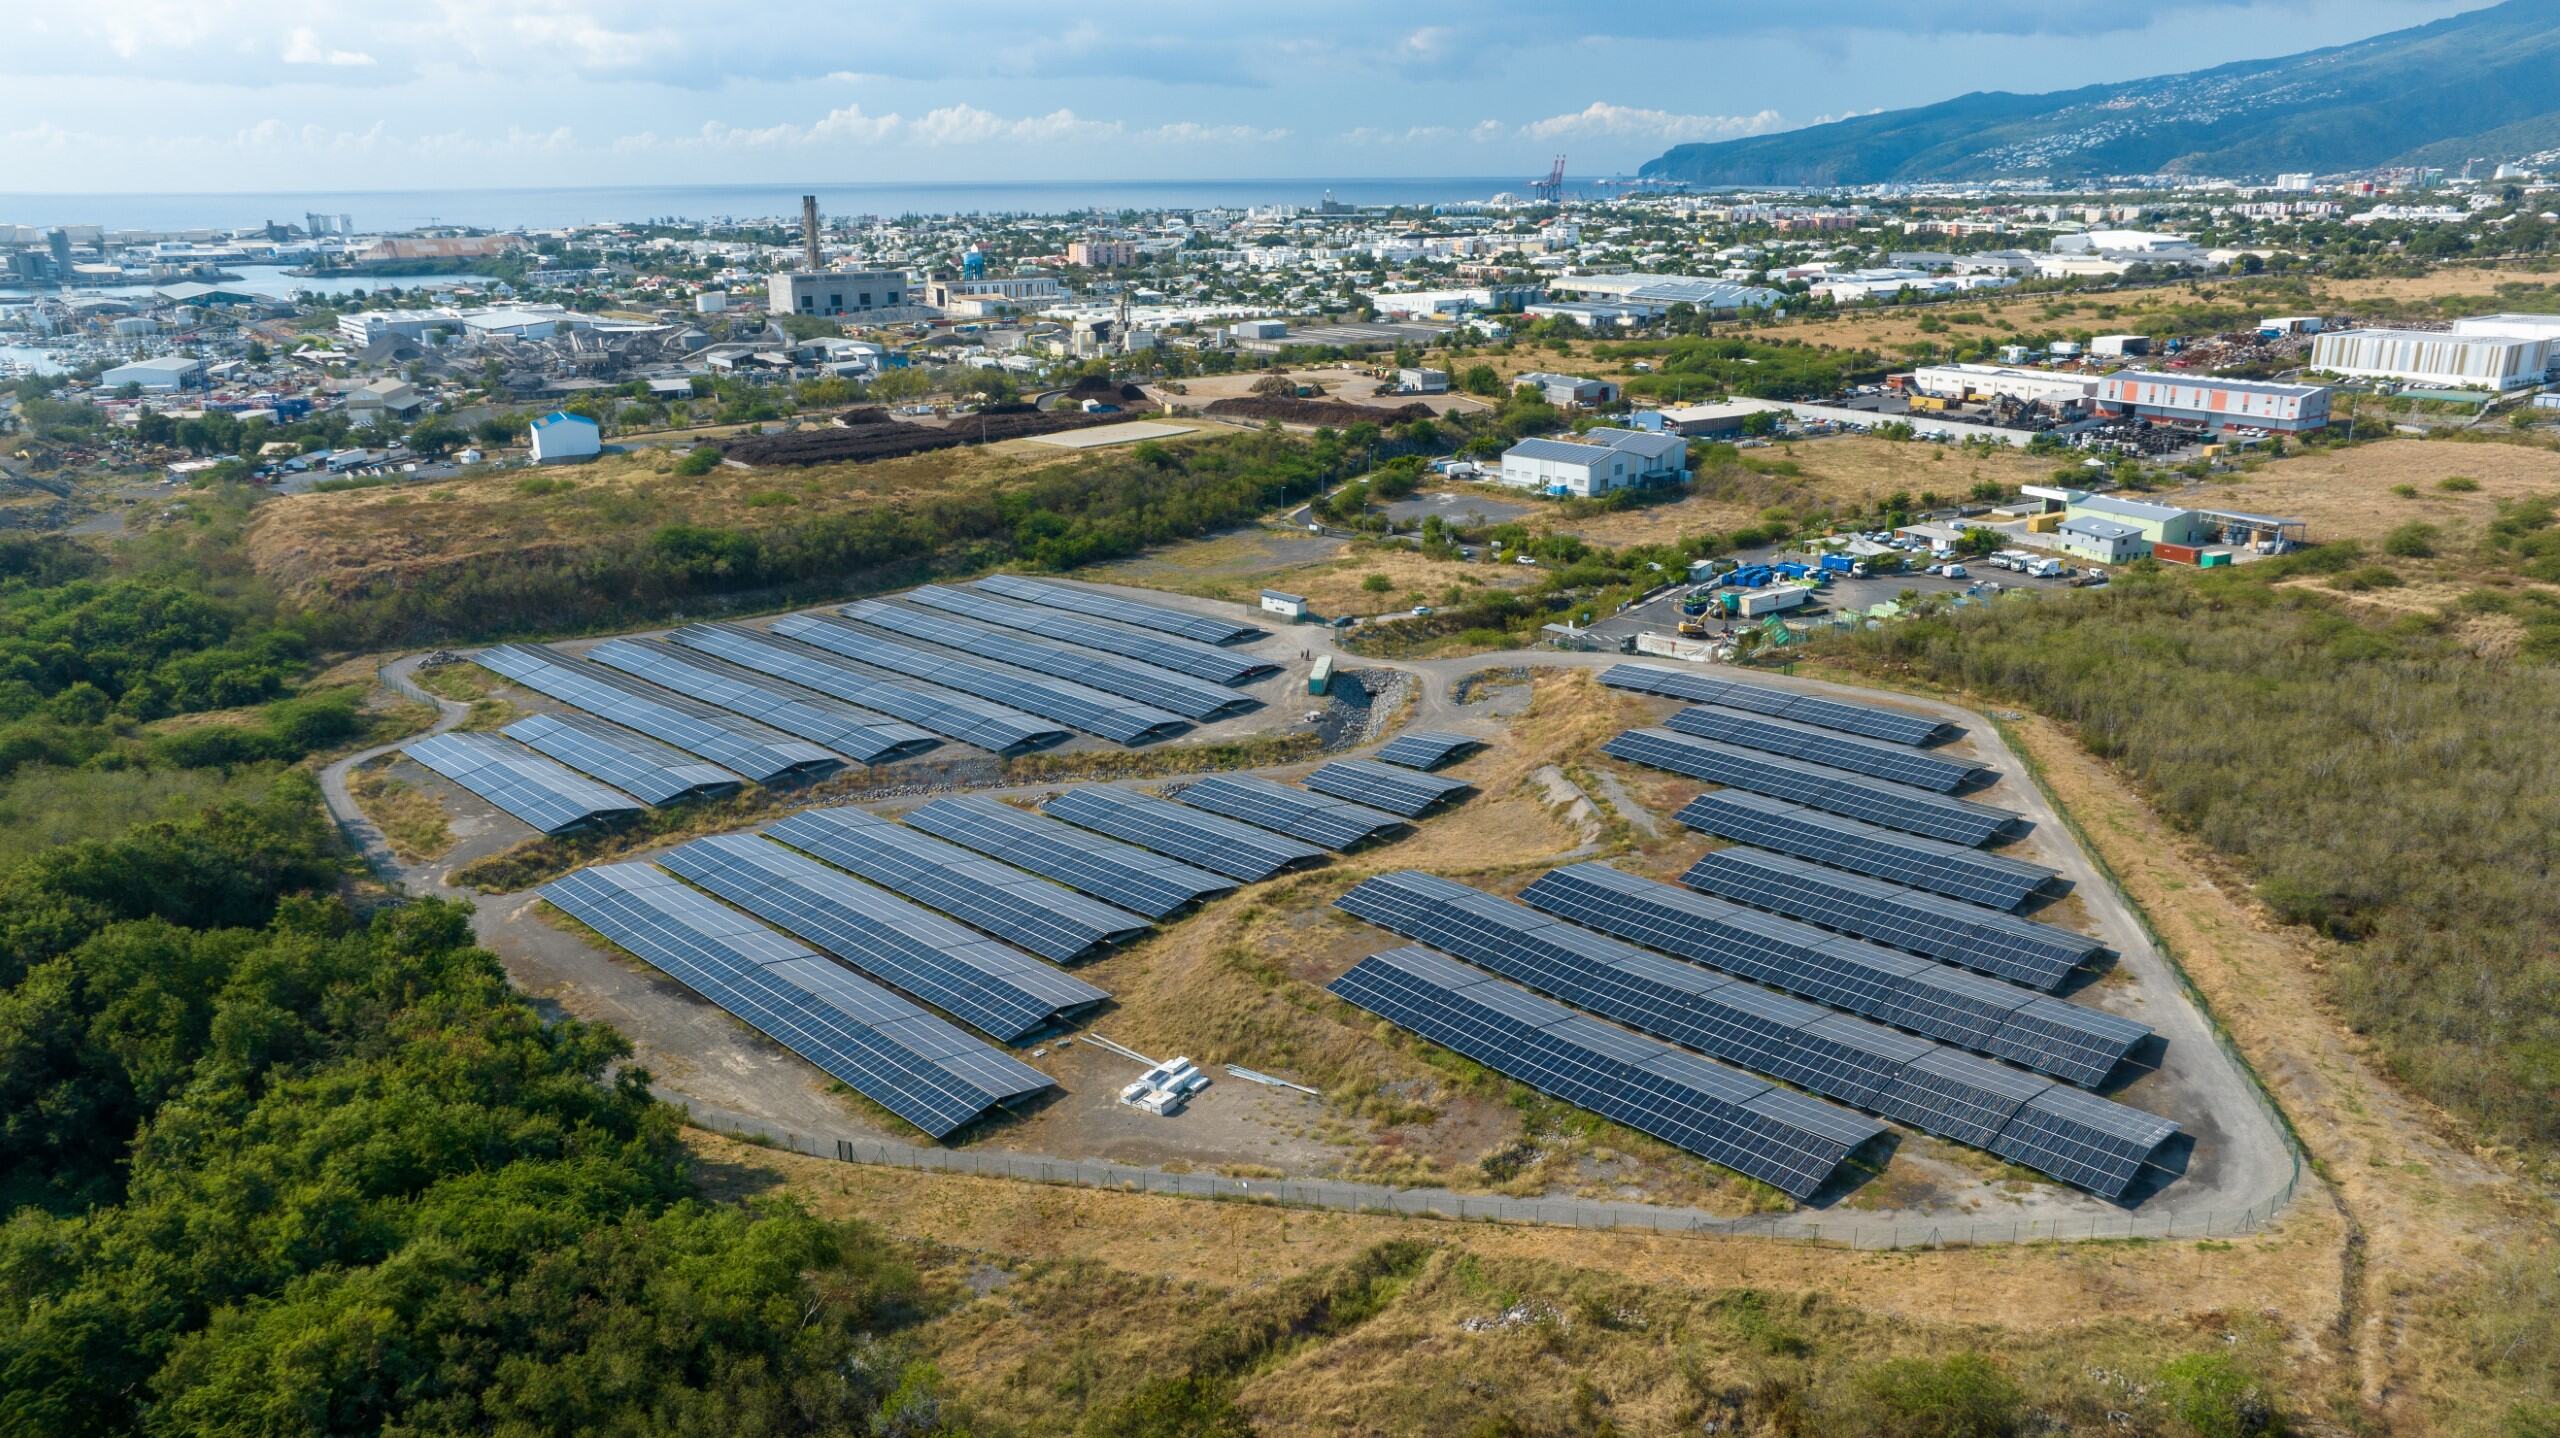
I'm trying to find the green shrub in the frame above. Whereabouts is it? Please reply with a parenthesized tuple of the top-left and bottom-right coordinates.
(2441, 475, 2482, 493)
(2156, 1352, 2280, 1438)
(1851, 1353, 2024, 1438)
(2383, 522, 2439, 558)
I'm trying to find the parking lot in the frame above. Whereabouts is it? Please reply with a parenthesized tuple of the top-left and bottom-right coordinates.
(1582, 539, 2092, 647)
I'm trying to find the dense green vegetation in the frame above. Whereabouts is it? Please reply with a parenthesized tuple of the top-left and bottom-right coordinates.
(0, 782, 953, 1436)
(1846, 559, 2560, 1159)
(316, 430, 1350, 645)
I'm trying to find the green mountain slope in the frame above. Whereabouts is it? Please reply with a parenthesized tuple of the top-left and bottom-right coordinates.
(1640, 0, 2560, 186)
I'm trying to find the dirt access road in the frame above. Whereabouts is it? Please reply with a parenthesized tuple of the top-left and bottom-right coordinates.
(323, 578, 2298, 1242)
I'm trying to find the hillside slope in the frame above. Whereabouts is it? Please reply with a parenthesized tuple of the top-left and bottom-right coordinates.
(1641, 0, 2560, 185)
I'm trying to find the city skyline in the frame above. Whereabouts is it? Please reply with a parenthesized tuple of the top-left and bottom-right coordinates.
(3, 0, 2494, 193)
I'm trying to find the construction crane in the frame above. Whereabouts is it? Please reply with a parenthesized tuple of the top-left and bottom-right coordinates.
(1531, 155, 1566, 203)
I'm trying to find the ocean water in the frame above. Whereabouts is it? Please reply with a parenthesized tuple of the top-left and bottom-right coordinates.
(0, 177, 1567, 232)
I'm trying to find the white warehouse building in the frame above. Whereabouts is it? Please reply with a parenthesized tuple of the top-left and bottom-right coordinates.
(1497, 428, 1688, 498)
(1909, 363, 2098, 408)
(2310, 327, 2552, 391)
(767, 268, 912, 317)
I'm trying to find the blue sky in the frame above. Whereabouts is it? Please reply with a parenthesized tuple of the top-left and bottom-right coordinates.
(0, 0, 2496, 193)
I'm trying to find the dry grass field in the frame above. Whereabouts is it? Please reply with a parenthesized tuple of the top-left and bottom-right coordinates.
(2164, 437, 2560, 545)
(1546, 435, 2063, 548)
(245, 439, 1091, 605)
(1089, 529, 1538, 617)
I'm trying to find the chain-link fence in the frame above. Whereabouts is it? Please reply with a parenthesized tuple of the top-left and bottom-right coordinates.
(678, 1098, 2301, 1251)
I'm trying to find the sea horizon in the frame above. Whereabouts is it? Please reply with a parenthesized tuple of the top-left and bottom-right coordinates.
(0, 176, 1604, 232)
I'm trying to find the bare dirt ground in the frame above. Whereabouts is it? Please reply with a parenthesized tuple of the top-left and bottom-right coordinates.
(1164, 365, 1488, 417)
(1086, 529, 1536, 618)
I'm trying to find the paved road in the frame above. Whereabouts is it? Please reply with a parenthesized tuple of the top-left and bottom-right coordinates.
(322, 586, 2301, 1242)
(318, 652, 470, 886)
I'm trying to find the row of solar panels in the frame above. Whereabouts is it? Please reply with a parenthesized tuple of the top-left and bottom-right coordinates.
(1331, 872, 2181, 1201)
(529, 732, 1487, 1132)
(1599, 663, 1953, 746)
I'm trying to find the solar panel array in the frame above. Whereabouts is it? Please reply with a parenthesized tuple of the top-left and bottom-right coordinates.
(1518, 862, 2151, 1086)
(1334, 872, 2177, 1197)
(1598, 663, 1949, 745)
(668, 622, 1070, 755)
(1045, 786, 1327, 882)
(905, 794, 1238, 919)
(586, 637, 942, 765)
(540, 864, 1054, 1137)
(768, 807, 1151, 965)
(476, 643, 845, 784)
(658, 834, 1108, 1042)
(839, 598, 1254, 722)
(975, 573, 1265, 646)
(772, 613, 1192, 746)
(1301, 759, 1473, 818)
(1675, 790, 2059, 911)
(1330, 946, 1887, 1199)
(1603, 728, 2016, 846)
(405, 732, 644, 834)
(1664, 705, 1987, 793)
(502, 711, 745, 806)
(1682, 848, 2103, 991)
(1373, 730, 1486, 771)
(904, 584, 1279, 685)
(1172, 774, 1409, 850)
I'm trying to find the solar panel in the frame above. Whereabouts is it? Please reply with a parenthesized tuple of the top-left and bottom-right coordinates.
(501, 711, 745, 806)
(539, 864, 1054, 1136)
(585, 637, 941, 765)
(974, 573, 1266, 645)
(904, 584, 1279, 686)
(1597, 663, 1950, 745)
(475, 643, 845, 784)
(1373, 730, 1486, 771)
(1873, 1048, 2049, 1148)
(767, 807, 1152, 965)
(1044, 786, 1326, 882)
(1603, 728, 2017, 846)
(1518, 862, 2149, 1086)
(657, 834, 1108, 1041)
(771, 613, 1193, 746)
(1992, 1084, 2185, 1200)
(1681, 848, 2103, 991)
(841, 598, 1257, 722)
(404, 732, 644, 834)
(1675, 790, 2058, 910)
(904, 794, 1236, 920)
(1328, 946, 1886, 1200)
(1300, 759, 1473, 818)
(667, 622, 1070, 756)
(1171, 774, 1409, 850)
(1664, 706, 1988, 793)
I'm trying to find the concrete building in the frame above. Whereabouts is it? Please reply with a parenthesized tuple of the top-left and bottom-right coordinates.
(926, 274, 1067, 310)
(1909, 363, 2097, 409)
(346, 377, 427, 425)
(1497, 427, 1686, 498)
(1542, 272, 1784, 314)
(1396, 367, 1449, 394)
(1522, 299, 1660, 328)
(1067, 239, 1137, 268)
(102, 355, 204, 391)
(2095, 372, 2331, 436)
(2068, 488, 2211, 550)
(528, 411, 601, 464)
(1513, 371, 1621, 408)
(2055, 516, 2148, 565)
(2310, 327, 2551, 391)
(767, 269, 910, 318)
(1259, 589, 1308, 620)
(2091, 334, 2151, 358)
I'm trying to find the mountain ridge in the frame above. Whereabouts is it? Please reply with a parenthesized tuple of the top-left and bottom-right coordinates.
(1639, 0, 2560, 186)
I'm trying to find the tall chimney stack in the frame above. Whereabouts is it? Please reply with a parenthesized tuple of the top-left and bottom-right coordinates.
(801, 194, 821, 271)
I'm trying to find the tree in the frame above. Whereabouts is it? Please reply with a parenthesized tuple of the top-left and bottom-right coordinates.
(404, 418, 467, 457)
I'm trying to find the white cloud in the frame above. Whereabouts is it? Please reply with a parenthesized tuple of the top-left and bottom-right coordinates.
(281, 27, 375, 67)
(1139, 120, 1291, 144)
(1519, 101, 1789, 144)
